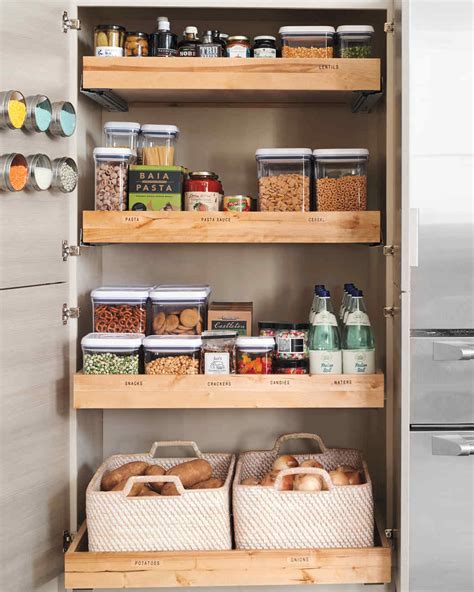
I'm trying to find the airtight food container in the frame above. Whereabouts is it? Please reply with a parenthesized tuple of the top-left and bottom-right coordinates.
(314, 149, 369, 211)
(336, 25, 374, 58)
(279, 26, 335, 58)
(91, 286, 149, 334)
(139, 124, 179, 166)
(81, 333, 143, 375)
(236, 336, 274, 374)
(255, 148, 312, 212)
(143, 335, 202, 375)
(26, 153, 53, 191)
(150, 284, 211, 336)
(94, 147, 134, 211)
(104, 121, 140, 154)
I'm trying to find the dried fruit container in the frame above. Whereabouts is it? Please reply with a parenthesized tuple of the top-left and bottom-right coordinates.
(104, 121, 140, 154)
(91, 286, 149, 334)
(255, 148, 312, 212)
(94, 147, 134, 211)
(150, 285, 211, 336)
(336, 25, 374, 58)
(314, 149, 369, 211)
(279, 26, 335, 58)
(81, 333, 143, 375)
(236, 337, 275, 374)
(143, 335, 202, 375)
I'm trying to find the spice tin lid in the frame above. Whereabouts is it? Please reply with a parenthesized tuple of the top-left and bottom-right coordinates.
(336, 25, 375, 35)
(254, 35, 276, 41)
(150, 284, 211, 301)
(81, 332, 143, 349)
(202, 330, 238, 339)
(275, 322, 309, 330)
(255, 148, 312, 159)
(104, 121, 140, 132)
(279, 26, 335, 36)
(228, 36, 250, 41)
(91, 286, 150, 301)
(237, 336, 275, 349)
(313, 148, 369, 159)
(93, 147, 133, 158)
(143, 335, 202, 350)
(140, 124, 180, 137)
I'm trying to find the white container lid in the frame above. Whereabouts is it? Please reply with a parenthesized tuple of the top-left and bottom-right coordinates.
(279, 26, 335, 36)
(254, 35, 276, 41)
(336, 25, 375, 35)
(237, 336, 275, 349)
(313, 148, 369, 158)
(256, 148, 312, 159)
(140, 124, 180, 137)
(143, 335, 202, 350)
(93, 147, 133, 158)
(91, 286, 150, 301)
(150, 284, 211, 301)
(81, 332, 143, 349)
(104, 121, 140, 132)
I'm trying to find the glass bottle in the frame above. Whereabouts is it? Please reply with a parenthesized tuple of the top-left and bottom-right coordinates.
(198, 30, 223, 57)
(150, 17, 178, 57)
(309, 284, 326, 324)
(309, 289, 342, 375)
(339, 283, 356, 321)
(178, 26, 201, 56)
(342, 289, 375, 374)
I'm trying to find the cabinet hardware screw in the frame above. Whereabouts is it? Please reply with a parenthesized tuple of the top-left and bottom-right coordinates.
(384, 21, 395, 33)
(62, 10, 81, 33)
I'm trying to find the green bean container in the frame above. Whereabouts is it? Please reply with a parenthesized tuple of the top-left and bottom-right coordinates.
(81, 333, 143, 375)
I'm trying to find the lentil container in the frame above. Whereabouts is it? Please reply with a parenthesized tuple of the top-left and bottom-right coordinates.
(279, 26, 335, 58)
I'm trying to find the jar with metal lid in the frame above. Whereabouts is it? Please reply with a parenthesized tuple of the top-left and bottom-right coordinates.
(226, 36, 251, 58)
(125, 31, 149, 57)
(24, 95, 52, 133)
(104, 121, 140, 154)
(275, 322, 309, 360)
(0, 153, 28, 191)
(26, 154, 53, 191)
(51, 157, 78, 193)
(0, 90, 27, 130)
(49, 101, 76, 137)
(253, 36, 277, 58)
(185, 171, 224, 211)
(94, 24, 126, 57)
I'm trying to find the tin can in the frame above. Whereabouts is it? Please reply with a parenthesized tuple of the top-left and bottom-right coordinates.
(223, 195, 255, 212)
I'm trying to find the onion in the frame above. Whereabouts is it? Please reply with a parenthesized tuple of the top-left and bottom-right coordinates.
(275, 473, 294, 491)
(329, 470, 350, 486)
(300, 459, 323, 469)
(272, 454, 299, 472)
(337, 465, 356, 473)
(293, 473, 324, 492)
(260, 471, 278, 487)
(240, 477, 260, 486)
(347, 470, 363, 485)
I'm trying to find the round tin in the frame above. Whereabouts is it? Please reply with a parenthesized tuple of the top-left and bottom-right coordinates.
(223, 195, 255, 212)
(0, 90, 26, 130)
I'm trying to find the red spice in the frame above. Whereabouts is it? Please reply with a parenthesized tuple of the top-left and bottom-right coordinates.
(10, 163, 28, 190)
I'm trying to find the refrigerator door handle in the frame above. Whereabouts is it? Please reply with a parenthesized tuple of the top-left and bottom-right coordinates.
(432, 435, 474, 456)
(433, 341, 474, 361)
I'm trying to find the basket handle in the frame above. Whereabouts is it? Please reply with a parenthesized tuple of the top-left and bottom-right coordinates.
(273, 433, 327, 454)
(149, 440, 203, 459)
(273, 467, 333, 491)
(121, 475, 186, 497)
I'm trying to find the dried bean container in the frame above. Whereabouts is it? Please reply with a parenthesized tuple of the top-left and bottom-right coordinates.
(51, 157, 78, 193)
(255, 148, 312, 212)
(81, 333, 143, 375)
(93, 147, 133, 211)
(104, 121, 140, 154)
(236, 336, 274, 374)
(91, 286, 150, 334)
(143, 335, 202, 375)
(150, 285, 211, 336)
(279, 26, 335, 58)
(26, 153, 53, 191)
(49, 101, 76, 137)
(0, 90, 27, 129)
(24, 95, 52, 132)
(0, 153, 28, 191)
(336, 26, 374, 58)
(314, 149, 369, 211)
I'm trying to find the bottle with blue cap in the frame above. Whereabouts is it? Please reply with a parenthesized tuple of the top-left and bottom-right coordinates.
(339, 283, 355, 321)
(308, 289, 342, 374)
(309, 284, 326, 323)
(342, 289, 375, 374)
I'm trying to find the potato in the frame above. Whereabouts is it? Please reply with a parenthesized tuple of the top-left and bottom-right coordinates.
(144, 464, 166, 492)
(101, 461, 149, 491)
(191, 477, 223, 489)
(300, 459, 323, 469)
(139, 487, 161, 497)
(260, 471, 279, 487)
(161, 459, 212, 496)
(112, 479, 146, 496)
(240, 477, 260, 486)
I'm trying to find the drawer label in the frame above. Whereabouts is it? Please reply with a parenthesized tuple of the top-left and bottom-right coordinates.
(124, 216, 141, 223)
(332, 379, 352, 385)
(200, 216, 232, 223)
(270, 379, 290, 386)
(132, 559, 161, 568)
(125, 380, 143, 387)
(307, 216, 326, 223)
(287, 555, 315, 565)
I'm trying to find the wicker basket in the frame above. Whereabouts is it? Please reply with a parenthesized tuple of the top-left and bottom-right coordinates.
(233, 433, 374, 549)
(87, 440, 235, 552)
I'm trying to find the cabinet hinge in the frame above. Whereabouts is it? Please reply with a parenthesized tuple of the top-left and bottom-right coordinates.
(383, 245, 396, 256)
(62, 10, 81, 33)
(385, 528, 398, 547)
(383, 306, 399, 318)
(384, 21, 395, 33)
(62, 303, 80, 325)
(62, 240, 81, 261)
(63, 530, 72, 553)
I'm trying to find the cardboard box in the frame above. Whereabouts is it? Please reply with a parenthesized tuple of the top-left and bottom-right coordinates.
(207, 302, 253, 336)
(128, 165, 185, 211)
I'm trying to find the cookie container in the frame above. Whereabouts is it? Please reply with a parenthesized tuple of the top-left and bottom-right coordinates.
(279, 26, 335, 58)
(336, 25, 374, 58)
(139, 124, 179, 166)
(150, 285, 211, 336)
(236, 337, 275, 374)
(81, 333, 143, 375)
(94, 147, 134, 211)
(104, 121, 140, 154)
(143, 335, 202, 375)
(91, 286, 149, 334)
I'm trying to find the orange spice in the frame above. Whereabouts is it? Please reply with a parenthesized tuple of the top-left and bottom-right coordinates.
(10, 163, 28, 190)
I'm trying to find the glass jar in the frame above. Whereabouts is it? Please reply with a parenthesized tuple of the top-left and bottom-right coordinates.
(93, 147, 134, 211)
(253, 36, 277, 58)
(51, 157, 78, 193)
(143, 335, 202, 375)
(275, 323, 309, 361)
(236, 336, 274, 374)
(104, 121, 140, 154)
(24, 95, 52, 133)
(91, 286, 149, 334)
(0, 90, 27, 130)
(226, 36, 251, 58)
(139, 124, 179, 166)
(258, 322, 278, 337)
(314, 149, 369, 211)
(94, 24, 126, 57)
(125, 31, 149, 57)
(279, 26, 335, 58)
(201, 331, 237, 375)
(81, 333, 143, 375)
(255, 148, 312, 212)
(336, 25, 374, 58)
(26, 154, 53, 191)
(184, 171, 224, 211)
(0, 153, 28, 191)
(150, 284, 211, 336)
(274, 359, 309, 374)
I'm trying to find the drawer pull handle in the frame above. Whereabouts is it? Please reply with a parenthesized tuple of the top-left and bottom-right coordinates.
(432, 435, 474, 456)
(433, 341, 474, 361)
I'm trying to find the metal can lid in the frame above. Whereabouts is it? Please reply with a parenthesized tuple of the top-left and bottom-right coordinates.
(126, 31, 149, 38)
(189, 171, 219, 179)
(254, 35, 276, 41)
(228, 36, 250, 42)
(95, 24, 126, 31)
(224, 195, 254, 200)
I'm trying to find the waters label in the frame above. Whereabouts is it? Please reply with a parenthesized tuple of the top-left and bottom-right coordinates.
(343, 349, 375, 374)
(346, 311, 371, 326)
(309, 350, 342, 374)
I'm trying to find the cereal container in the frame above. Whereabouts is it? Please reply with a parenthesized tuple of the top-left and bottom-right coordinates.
(314, 149, 369, 211)
(94, 147, 134, 211)
(336, 25, 374, 58)
(91, 286, 149, 334)
(150, 285, 211, 336)
(279, 26, 335, 58)
(255, 148, 312, 212)
(143, 335, 201, 375)
(275, 322, 309, 361)
(104, 122, 140, 154)
(236, 337, 274, 374)
(139, 124, 179, 166)
(82, 333, 143, 375)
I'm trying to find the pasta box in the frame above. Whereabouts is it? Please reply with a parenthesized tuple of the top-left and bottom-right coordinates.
(128, 165, 185, 211)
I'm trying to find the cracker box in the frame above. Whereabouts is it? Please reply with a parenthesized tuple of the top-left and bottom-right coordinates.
(207, 302, 253, 336)
(128, 165, 185, 211)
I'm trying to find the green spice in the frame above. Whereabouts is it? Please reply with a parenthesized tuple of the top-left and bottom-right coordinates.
(84, 352, 139, 375)
(340, 45, 372, 58)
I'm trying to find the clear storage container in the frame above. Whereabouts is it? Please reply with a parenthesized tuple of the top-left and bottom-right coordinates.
(336, 25, 374, 58)
(143, 335, 202, 375)
(201, 331, 237, 375)
(150, 284, 211, 336)
(279, 26, 335, 58)
(94, 147, 134, 211)
(104, 121, 140, 154)
(275, 323, 309, 361)
(314, 149, 369, 211)
(236, 336, 274, 374)
(139, 124, 179, 166)
(94, 24, 126, 57)
(256, 148, 312, 212)
(91, 286, 149, 334)
(82, 333, 143, 375)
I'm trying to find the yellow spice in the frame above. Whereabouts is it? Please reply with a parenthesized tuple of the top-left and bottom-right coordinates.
(8, 99, 26, 128)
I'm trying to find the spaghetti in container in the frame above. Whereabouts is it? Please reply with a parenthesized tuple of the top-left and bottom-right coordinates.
(139, 124, 179, 165)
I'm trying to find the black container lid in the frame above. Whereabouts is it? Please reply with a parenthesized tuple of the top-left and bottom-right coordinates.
(126, 31, 149, 38)
(96, 24, 126, 31)
(275, 358, 309, 369)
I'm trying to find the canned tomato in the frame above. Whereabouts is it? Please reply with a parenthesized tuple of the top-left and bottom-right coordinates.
(184, 171, 223, 212)
(223, 195, 255, 212)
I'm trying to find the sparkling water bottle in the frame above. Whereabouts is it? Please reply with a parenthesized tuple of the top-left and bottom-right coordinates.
(342, 289, 375, 374)
(308, 285, 326, 343)
(309, 289, 342, 374)
(342, 284, 358, 326)
(339, 283, 355, 321)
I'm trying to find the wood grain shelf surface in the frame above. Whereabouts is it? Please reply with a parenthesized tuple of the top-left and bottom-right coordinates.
(82, 211, 381, 244)
(65, 519, 391, 589)
(73, 372, 384, 409)
(83, 57, 381, 104)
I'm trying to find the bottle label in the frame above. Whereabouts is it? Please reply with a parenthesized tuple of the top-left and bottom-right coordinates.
(312, 311, 338, 327)
(154, 47, 178, 57)
(343, 349, 375, 374)
(345, 311, 371, 326)
(185, 191, 221, 211)
(179, 47, 197, 57)
(199, 45, 222, 58)
(309, 350, 342, 374)
(227, 45, 250, 58)
(204, 352, 230, 374)
(254, 47, 277, 58)
(95, 47, 123, 57)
